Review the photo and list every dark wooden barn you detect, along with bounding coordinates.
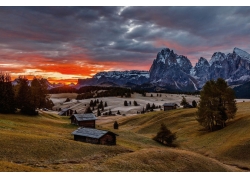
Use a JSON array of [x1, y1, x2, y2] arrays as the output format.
[[72, 127, 118, 145], [70, 113, 97, 128], [163, 103, 178, 111], [58, 108, 73, 116]]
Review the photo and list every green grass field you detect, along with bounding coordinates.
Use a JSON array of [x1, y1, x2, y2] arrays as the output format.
[[0, 102, 250, 171]]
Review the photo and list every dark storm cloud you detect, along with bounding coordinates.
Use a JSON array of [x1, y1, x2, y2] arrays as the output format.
[[1, 6, 250, 70]]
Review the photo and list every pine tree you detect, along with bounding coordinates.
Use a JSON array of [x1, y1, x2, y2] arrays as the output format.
[[153, 123, 176, 145], [113, 121, 119, 129], [124, 100, 128, 106], [84, 106, 93, 113], [0, 73, 16, 113], [90, 100, 94, 107], [104, 102, 107, 107], [196, 78, 237, 131], [180, 96, 188, 106], [30, 77, 48, 109], [192, 100, 197, 108], [16, 76, 37, 115], [97, 109, 101, 116], [142, 107, 145, 113]]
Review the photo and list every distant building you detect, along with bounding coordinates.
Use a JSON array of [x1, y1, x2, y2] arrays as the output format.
[[163, 103, 178, 111], [70, 113, 97, 128], [72, 127, 118, 145], [58, 108, 73, 116]]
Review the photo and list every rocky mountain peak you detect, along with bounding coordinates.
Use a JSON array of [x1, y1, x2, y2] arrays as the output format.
[[233, 47, 250, 60], [196, 57, 210, 67], [209, 52, 226, 65]]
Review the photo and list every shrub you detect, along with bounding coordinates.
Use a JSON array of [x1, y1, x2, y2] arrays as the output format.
[[153, 123, 176, 146]]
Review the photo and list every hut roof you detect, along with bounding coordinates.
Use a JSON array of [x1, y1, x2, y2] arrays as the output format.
[[70, 113, 97, 121], [58, 108, 72, 115], [72, 127, 117, 139], [163, 103, 177, 107]]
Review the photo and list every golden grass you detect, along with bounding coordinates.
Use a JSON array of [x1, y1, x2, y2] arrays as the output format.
[[100, 147, 239, 172], [117, 102, 250, 170], [0, 101, 250, 171]]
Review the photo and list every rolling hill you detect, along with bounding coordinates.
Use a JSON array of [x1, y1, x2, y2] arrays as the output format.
[[0, 101, 250, 171]]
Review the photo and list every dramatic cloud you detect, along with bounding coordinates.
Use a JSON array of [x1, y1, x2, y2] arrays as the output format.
[[0, 6, 250, 83]]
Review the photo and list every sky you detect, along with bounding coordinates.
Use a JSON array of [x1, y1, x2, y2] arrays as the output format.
[[1, 5, 250, 84]]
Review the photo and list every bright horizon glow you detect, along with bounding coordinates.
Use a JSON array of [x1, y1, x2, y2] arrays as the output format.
[[1, 6, 250, 84]]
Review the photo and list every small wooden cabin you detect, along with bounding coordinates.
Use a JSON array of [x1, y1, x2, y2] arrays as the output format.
[[72, 127, 117, 145], [163, 103, 178, 111], [58, 108, 73, 116], [70, 113, 97, 128]]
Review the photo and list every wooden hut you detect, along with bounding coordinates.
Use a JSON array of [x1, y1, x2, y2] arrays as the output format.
[[58, 108, 73, 116], [70, 113, 97, 128], [72, 127, 118, 145], [163, 103, 178, 111]]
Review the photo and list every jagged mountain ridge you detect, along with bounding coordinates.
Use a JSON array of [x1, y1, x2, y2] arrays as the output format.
[[76, 47, 250, 92], [76, 70, 150, 89]]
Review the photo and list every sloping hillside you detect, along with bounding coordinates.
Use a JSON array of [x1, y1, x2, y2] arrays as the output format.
[[0, 102, 250, 171], [115, 102, 250, 170]]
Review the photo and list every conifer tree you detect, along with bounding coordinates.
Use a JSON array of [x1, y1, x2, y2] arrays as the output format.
[[192, 100, 197, 108], [196, 78, 237, 131], [180, 96, 188, 106], [97, 109, 101, 116], [117, 110, 121, 115], [16, 76, 37, 115], [153, 123, 176, 145], [84, 106, 93, 113], [113, 121, 119, 129], [90, 100, 94, 107], [0, 73, 15, 113]]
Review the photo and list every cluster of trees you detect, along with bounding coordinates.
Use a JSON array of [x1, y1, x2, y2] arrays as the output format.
[[48, 86, 76, 94], [84, 99, 109, 116], [196, 78, 237, 131], [124, 100, 139, 106], [76, 86, 132, 100], [0, 73, 53, 115], [76, 92, 95, 100], [145, 103, 160, 111], [140, 103, 161, 114], [180, 96, 197, 108]]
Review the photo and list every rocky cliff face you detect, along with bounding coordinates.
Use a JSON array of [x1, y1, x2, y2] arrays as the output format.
[[193, 47, 250, 87], [76, 47, 250, 92], [149, 48, 198, 92]]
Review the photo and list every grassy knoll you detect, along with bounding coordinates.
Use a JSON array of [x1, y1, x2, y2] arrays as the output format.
[[117, 102, 250, 170], [0, 102, 250, 171]]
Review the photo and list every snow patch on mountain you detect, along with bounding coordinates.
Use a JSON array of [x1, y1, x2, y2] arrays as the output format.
[[234, 47, 250, 60]]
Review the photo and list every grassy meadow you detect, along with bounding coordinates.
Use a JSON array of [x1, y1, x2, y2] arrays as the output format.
[[0, 101, 250, 171]]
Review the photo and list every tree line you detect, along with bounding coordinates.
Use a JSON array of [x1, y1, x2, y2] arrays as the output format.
[[0, 73, 53, 115], [76, 86, 132, 100]]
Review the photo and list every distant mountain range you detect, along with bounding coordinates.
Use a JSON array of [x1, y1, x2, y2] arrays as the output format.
[[10, 47, 250, 96], [76, 47, 250, 93]]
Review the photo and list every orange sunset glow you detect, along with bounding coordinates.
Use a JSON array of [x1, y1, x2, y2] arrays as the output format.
[[1, 6, 250, 85]]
